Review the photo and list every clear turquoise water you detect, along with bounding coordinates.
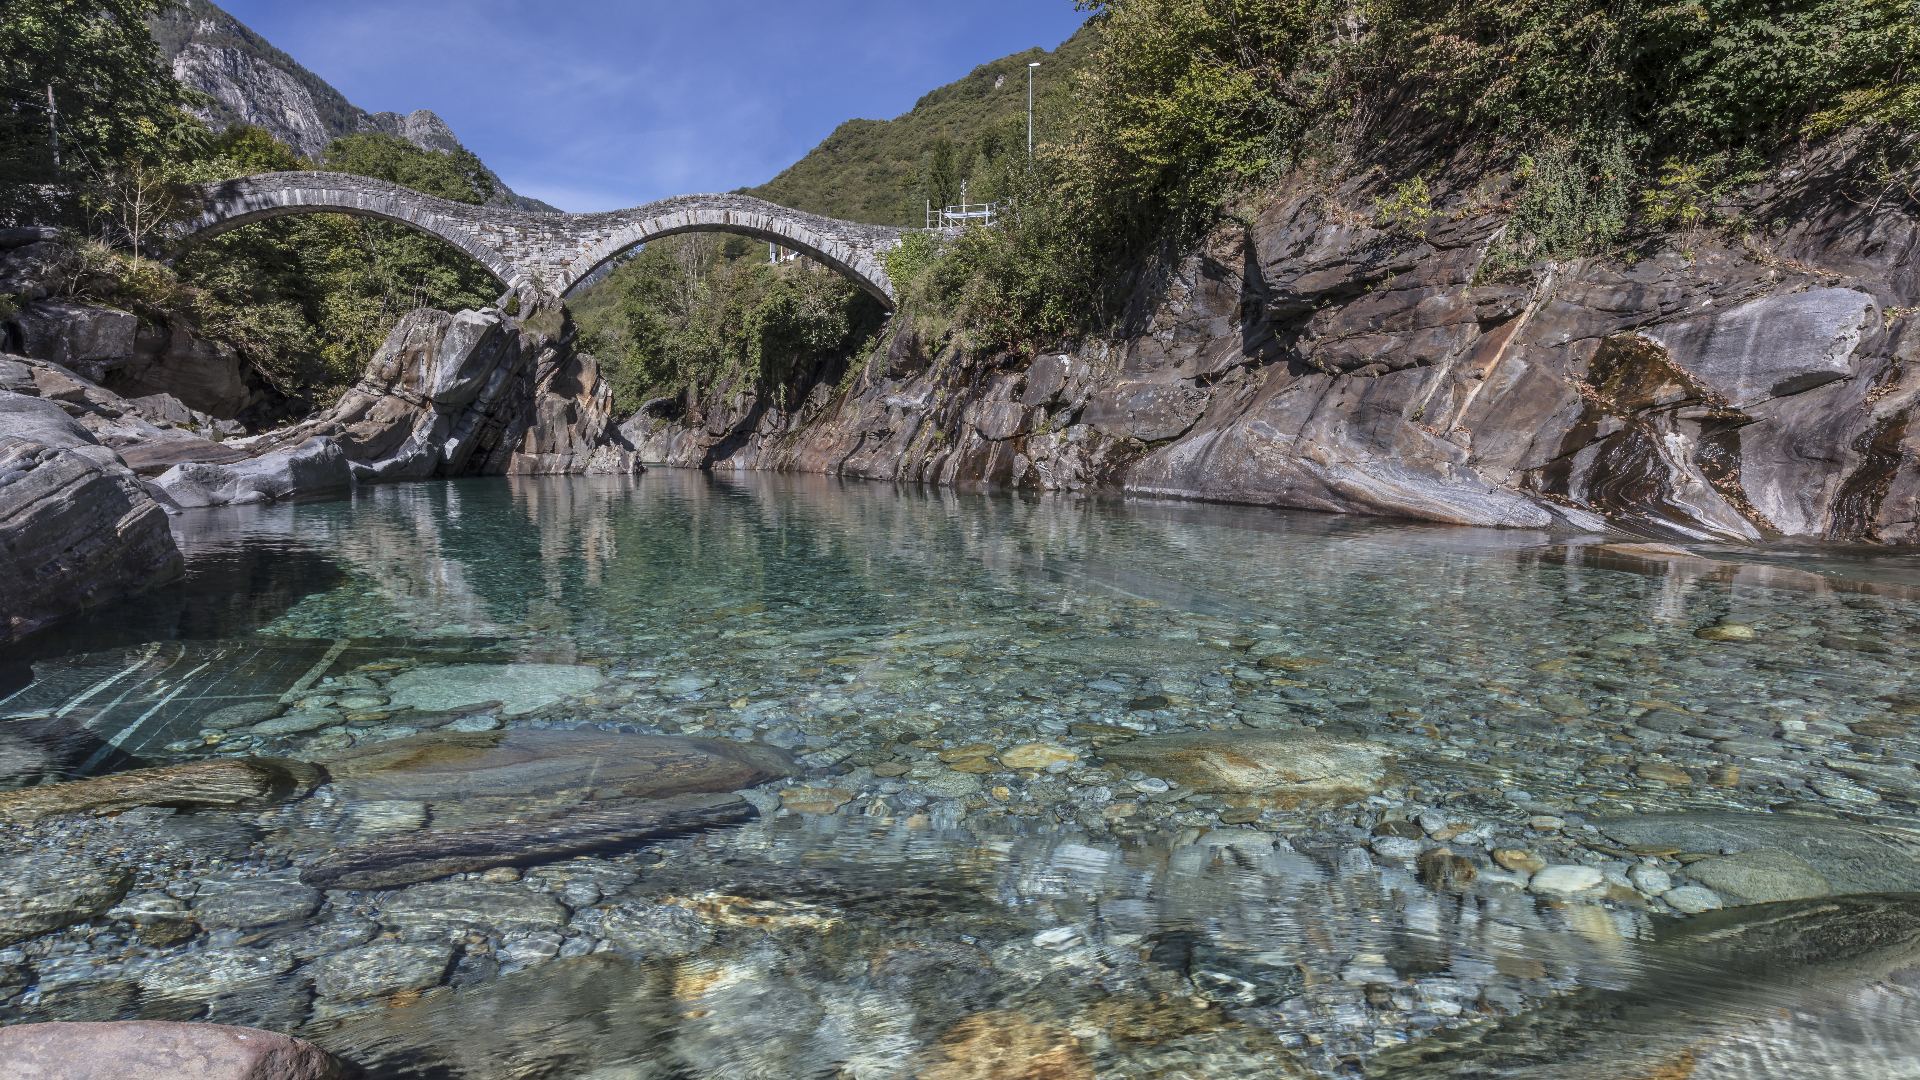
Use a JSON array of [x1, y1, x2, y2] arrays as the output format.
[[6, 470, 1920, 1077]]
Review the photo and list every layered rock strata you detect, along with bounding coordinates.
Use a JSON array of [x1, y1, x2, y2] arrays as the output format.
[[626, 142, 1920, 543]]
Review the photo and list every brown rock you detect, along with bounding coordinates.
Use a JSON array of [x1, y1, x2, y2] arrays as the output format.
[[1493, 848, 1547, 875], [1100, 730, 1391, 807], [1418, 848, 1479, 892], [999, 743, 1077, 770], [920, 1012, 1093, 1080], [0, 758, 321, 824], [780, 787, 854, 815], [0, 1021, 349, 1079], [1635, 762, 1693, 786]]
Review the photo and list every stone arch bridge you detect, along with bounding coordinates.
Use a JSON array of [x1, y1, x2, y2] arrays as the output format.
[[171, 171, 906, 307]]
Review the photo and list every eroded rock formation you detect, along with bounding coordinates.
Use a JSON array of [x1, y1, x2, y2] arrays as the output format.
[[0, 391, 182, 642], [626, 141, 1920, 543]]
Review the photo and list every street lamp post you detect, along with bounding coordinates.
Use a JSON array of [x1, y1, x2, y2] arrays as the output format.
[[1027, 61, 1040, 156]]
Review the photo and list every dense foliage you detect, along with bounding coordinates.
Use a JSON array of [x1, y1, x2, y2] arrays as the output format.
[[890, 0, 1920, 353], [572, 235, 882, 415]]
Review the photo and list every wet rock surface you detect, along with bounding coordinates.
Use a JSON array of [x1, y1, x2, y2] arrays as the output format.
[[0, 1020, 350, 1079], [628, 141, 1920, 544], [6, 472, 1920, 1076]]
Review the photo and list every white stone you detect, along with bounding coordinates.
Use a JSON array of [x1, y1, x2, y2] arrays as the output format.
[[1528, 865, 1604, 896]]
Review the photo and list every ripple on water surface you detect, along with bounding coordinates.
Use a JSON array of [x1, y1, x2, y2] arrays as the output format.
[[3, 470, 1920, 1077]]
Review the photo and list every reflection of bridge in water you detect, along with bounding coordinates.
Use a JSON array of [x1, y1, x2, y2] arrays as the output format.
[[171, 171, 906, 306]]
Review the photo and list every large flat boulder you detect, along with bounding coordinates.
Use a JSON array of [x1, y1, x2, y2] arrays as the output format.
[[0, 393, 183, 642], [9, 301, 137, 368], [0, 1021, 349, 1079], [152, 436, 352, 508]]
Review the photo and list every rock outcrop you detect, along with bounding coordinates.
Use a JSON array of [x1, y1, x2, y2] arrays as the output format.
[[0, 392, 182, 642], [242, 300, 640, 484], [627, 140, 1920, 543]]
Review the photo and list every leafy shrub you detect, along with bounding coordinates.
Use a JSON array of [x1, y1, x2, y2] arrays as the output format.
[[1374, 176, 1437, 239]]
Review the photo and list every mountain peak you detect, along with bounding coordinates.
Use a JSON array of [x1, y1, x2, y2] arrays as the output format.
[[149, 0, 555, 212]]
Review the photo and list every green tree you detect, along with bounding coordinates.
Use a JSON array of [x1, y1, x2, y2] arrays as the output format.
[[922, 136, 962, 213], [1, 0, 207, 217]]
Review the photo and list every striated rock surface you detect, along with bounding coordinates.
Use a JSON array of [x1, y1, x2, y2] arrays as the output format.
[[0, 757, 322, 823], [0, 1020, 350, 1080], [627, 141, 1920, 543], [245, 300, 640, 486], [0, 392, 183, 642]]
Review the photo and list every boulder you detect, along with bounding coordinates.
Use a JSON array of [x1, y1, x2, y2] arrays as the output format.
[[0, 854, 132, 946], [0, 1021, 350, 1079], [1099, 729, 1392, 807], [0, 757, 323, 823], [152, 436, 352, 508], [0, 393, 183, 642], [9, 301, 137, 368]]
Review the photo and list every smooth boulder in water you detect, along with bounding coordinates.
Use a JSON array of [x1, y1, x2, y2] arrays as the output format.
[[381, 663, 605, 716], [1367, 893, 1920, 1079]]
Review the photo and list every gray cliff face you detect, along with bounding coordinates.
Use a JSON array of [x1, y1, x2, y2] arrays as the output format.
[[625, 141, 1920, 544], [149, 0, 557, 213]]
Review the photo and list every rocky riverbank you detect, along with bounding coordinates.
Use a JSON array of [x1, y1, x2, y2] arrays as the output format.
[[0, 225, 640, 642], [626, 139, 1920, 544]]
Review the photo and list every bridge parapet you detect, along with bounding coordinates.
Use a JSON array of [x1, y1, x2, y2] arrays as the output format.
[[173, 172, 906, 306]]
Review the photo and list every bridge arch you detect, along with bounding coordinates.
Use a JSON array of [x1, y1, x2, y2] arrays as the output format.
[[172, 172, 530, 292], [555, 197, 898, 307], [172, 173, 904, 307]]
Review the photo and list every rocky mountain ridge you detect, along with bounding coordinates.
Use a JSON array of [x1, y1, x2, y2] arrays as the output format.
[[149, 0, 556, 212]]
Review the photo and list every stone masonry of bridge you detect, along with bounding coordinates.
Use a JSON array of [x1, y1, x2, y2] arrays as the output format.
[[172, 171, 907, 306]]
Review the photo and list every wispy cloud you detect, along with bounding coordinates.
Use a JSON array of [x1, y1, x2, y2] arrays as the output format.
[[219, 0, 1088, 211]]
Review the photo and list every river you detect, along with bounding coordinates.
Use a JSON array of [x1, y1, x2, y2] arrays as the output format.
[[4, 470, 1920, 1077]]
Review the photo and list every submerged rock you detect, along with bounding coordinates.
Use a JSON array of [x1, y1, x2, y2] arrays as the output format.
[[1684, 850, 1832, 905], [309, 941, 453, 1001], [1099, 729, 1391, 806], [0, 855, 132, 946], [190, 877, 323, 930], [1367, 893, 1920, 1079], [373, 880, 569, 939], [0, 1020, 350, 1079], [0, 758, 322, 823], [1598, 812, 1920, 896], [313, 954, 671, 1077], [380, 662, 604, 716], [302, 792, 756, 890], [319, 728, 792, 812]]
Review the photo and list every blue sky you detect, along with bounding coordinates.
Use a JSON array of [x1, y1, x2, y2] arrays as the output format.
[[218, 1, 1090, 212]]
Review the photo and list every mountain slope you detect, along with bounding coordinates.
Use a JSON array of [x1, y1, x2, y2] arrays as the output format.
[[148, 0, 556, 212], [746, 25, 1096, 225]]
